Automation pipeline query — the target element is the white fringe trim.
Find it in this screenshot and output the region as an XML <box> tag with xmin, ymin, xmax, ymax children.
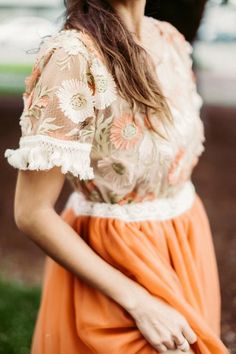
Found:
<box><xmin>4</xmin><ymin>135</ymin><xmax>94</xmax><ymax>180</ymax></box>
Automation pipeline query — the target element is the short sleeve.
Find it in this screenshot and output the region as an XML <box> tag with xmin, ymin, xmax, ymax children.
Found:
<box><xmin>4</xmin><ymin>30</ymin><xmax>98</xmax><ymax>180</ymax></box>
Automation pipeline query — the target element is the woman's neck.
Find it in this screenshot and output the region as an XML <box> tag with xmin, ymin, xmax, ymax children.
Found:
<box><xmin>108</xmin><ymin>0</ymin><xmax>146</xmax><ymax>41</ymax></box>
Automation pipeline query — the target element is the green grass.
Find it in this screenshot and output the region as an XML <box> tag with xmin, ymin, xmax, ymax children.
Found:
<box><xmin>0</xmin><ymin>279</ymin><xmax>41</xmax><ymax>354</ymax></box>
<box><xmin>0</xmin><ymin>63</ymin><xmax>33</xmax><ymax>96</ymax></box>
<box><xmin>0</xmin><ymin>64</ymin><xmax>32</xmax><ymax>75</ymax></box>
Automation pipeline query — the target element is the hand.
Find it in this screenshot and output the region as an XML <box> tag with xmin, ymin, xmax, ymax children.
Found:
<box><xmin>126</xmin><ymin>287</ymin><xmax>197</xmax><ymax>353</ymax></box>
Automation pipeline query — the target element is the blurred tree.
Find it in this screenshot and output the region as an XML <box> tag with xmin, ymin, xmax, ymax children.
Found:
<box><xmin>145</xmin><ymin>0</ymin><xmax>208</xmax><ymax>42</ymax></box>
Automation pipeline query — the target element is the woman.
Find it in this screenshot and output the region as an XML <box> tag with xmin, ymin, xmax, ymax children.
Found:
<box><xmin>4</xmin><ymin>0</ymin><xmax>229</xmax><ymax>353</ymax></box>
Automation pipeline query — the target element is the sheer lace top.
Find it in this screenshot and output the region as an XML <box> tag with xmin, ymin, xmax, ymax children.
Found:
<box><xmin>4</xmin><ymin>16</ymin><xmax>205</xmax><ymax>204</ymax></box>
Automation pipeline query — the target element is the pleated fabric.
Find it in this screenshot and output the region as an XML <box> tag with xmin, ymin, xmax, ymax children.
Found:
<box><xmin>30</xmin><ymin>194</ymin><xmax>229</xmax><ymax>354</ymax></box>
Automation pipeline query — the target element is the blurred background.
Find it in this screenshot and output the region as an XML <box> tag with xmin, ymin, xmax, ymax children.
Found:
<box><xmin>0</xmin><ymin>0</ymin><xmax>235</xmax><ymax>353</ymax></box>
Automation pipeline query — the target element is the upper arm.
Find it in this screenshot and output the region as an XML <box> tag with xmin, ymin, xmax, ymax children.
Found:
<box><xmin>14</xmin><ymin>167</ymin><xmax>65</xmax><ymax>227</ymax></box>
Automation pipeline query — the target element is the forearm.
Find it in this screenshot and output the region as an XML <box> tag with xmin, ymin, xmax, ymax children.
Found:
<box><xmin>19</xmin><ymin>206</ymin><xmax>146</xmax><ymax>311</ymax></box>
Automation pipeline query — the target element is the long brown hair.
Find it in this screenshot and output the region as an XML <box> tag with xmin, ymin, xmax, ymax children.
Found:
<box><xmin>63</xmin><ymin>0</ymin><xmax>172</xmax><ymax>134</ymax></box>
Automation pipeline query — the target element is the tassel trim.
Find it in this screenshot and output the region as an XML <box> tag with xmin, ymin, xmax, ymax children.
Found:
<box><xmin>4</xmin><ymin>135</ymin><xmax>94</xmax><ymax>180</ymax></box>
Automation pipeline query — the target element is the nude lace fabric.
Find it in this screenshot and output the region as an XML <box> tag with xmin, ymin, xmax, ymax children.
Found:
<box><xmin>4</xmin><ymin>16</ymin><xmax>205</xmax><ymax>204</ymax></box>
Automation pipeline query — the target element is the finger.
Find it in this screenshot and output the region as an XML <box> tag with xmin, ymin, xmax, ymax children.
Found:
<box><xmin>182</xmin><ymin>325</ymin><xmax>198</xmax><ymax>344</ymax></box>
<box><xmin>162</xmin><ymin>337</ymin><xmax>176</xmax><ymax>350</ymax></box>
<box><xmin>142</xmin><ymin>328</ymin><xmax>168</xmax><ymax>353</ymax></box>
<box><xmin>172</xmin><ymin>332</ymin><xmax>187</xmax><ymax>347</ymax></box>
<box><xmin>155</xmin><ymin>344</ymin><xmax>168</xmax><ymax>352</ymax></box>
<box><xmin>176</xmin><ymin>338</ymin><xmax>190</xmax><ymax>352</ymax></box>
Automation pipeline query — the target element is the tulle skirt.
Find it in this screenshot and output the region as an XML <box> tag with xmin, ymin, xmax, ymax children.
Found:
<box><xmin>30</xmin><ymin>184</ymin><xmax>229</xmax><ymax>354</ymax></box>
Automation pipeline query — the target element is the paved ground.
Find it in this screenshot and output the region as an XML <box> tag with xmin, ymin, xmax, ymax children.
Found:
<box><xmin>0</xmin><ymin>97</ymin><xmax>235</xmax><ymax>351</ymax></box>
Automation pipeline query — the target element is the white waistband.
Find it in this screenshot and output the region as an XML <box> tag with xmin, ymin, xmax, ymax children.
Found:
<box><xmin>64</xmin><ymin>181</ymin><xmax>196</xmax><ymax>222</ymax></box>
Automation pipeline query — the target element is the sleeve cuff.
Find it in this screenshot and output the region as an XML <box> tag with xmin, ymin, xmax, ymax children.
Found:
<box><xmin>4</xmin><ymin>135</ymin><xmax>95</xmax><ymax>180</ymax></box>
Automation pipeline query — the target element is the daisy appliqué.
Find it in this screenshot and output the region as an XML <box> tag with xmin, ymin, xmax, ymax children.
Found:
<box><xmin>57</xmin><ymin>30</ymin><xmax>89</xmax><ymax>59</ymax></box>
<box><xmin>56</xmin><ymin>79</ymin><xmax>95</xmax><ymax>124</ymax></box>
<box><xmin>90</xmin><ymin>58</ymin><xmax>117</xmax><ymax>110</ymax></box>
<box><xmin>42</xmin><ymin>30</ymin><xmax>89</xmax><ymax>58</ymax></box>
<box><xmin>110</xmin><ymin>114</ymin><xmax>143</xmax><ymax>150</ymax></box>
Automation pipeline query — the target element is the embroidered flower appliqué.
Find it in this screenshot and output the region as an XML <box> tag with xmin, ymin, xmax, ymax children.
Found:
<box><xmin>90</xmin><ymin>58</ymin><xmax>117</xmax><ymax>109</ymax></box>
<box><xmin>57</xmin><ymin>30</ymin><xmax>89</xmax><ymax>58</ymax></box>
<box><xmin>56</xmin><ymin>79</ymin><xmax>95</xmax><ymax>123</ymax></box>
<box><xmin>97</xmin><ymin>156</ymin><xmax>135</xmax><ymax>194</ymax></box>
<box><xmin>110</xmin><ymin>114</ymin><xmax>143</xmax><ymax>150</ymax></box>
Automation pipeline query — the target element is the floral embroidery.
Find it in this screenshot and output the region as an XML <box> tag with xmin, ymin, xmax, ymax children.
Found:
<box><xmin>167</xmin><ymin>148</ymin><xmax>186</xmax><ymax>185</ymax></box>
<box><xmin>97</xmin><ymin>156</ymin><xmax>135</xmax><ymax>194</ymax></box>
<box><xmin>36</xmin><ymin>117</ymin><xmax>61</xmax><ymax>135</ymax></box>
<box><xmin>58</xmin><ymin>30</ymin><xmax>89</xmax><ymax>57</ymax></box>
<box><xmin>78</xmin><ymin>31</ymin><xmax>103</xmax><ymax>60</ymax></box>
<box><xmin>56</xmin><ymin>79</ymin><xmax>95</xmax><ymax>123</ymax></box>
<box><xmin>25</xmin><ymin>66</ymin><xmax>41</xmax><ymax>94</ymax></box>
<box><xmin>19</xmin><ymin>84</ymin><xmax>53</xmax><ymax>135</ymax></box>
<box><xmin>26</xmin><ymin>84</ymin><xmax>51</xmax><ymax>115</ymax></box>
<box><xmin>90</xmin><ymin>58</ymin><xmax>117</xmax><ymax>109</ymax></box>
<box><xmin>23</xmin><ymin>67</ymin><xmax>44</xmax><ymax>111</ymax></box>
<box><xmin>23</xmin><ymin>91</ymin><xmax>34</xmax><ymax>111</ymax></box>
<box><xmin>40</xmin><ymin>30</ymin><xmax>90</xmax><ymax>72</ymax></box>
<box><xmin>4</xmin><ymin>18</ymin><xmax>206</xmax><ymax>204</ymax></box>
<box><xmin>110</xmin><ymin>114</ymin><xmax>143</xmax><ymax>150</ymax></box>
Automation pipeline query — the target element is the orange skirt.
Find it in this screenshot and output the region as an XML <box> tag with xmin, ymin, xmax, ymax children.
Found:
<box><xmin>30</xmin><ymin>190</ymin><xmax>229</xmax><ymax>354</ymax></box>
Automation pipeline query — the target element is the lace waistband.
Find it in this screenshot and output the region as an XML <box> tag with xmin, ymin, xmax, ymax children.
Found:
<box><xmin>64</xmin><ymin>181</ymin><xmax>196</xmax><ymax>222</ymax></box>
